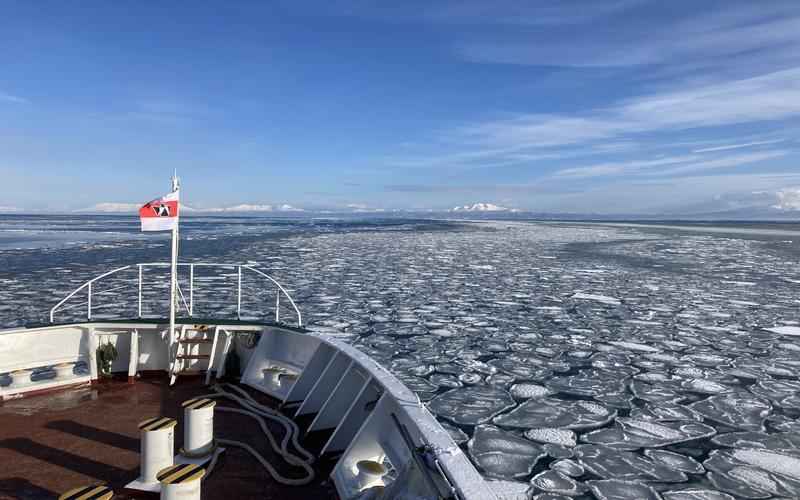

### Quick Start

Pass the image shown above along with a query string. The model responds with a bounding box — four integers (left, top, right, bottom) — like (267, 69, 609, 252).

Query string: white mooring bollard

(138, 417, 177, 484)
(181, 397, 216, 457)
(356, 459, 387, 491)
(158, 463, 205, 500)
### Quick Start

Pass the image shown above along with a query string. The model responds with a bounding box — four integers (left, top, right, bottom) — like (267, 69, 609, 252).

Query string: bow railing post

(237, 265, 242, 319)
(138, 264, 143, 318)
(189, 264, 194, 317)
(275, 292, 280, 323)
(87, 282, 92, 320)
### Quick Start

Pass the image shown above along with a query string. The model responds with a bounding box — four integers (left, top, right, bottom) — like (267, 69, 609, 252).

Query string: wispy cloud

(649, 150, 789, 177)
(391, 67, 800, 172)
(302, 0, 642, 27)
(0, 92, 28, 104)
(554, 151, 789, 179)
(554, 155, 700, 178)
(455, 68, 800, 150)
(455, 2, 800, 75)
(693, 139, 786, 153)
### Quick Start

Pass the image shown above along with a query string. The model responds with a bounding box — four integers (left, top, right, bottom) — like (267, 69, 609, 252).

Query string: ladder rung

(179, 339, 213, 344)
(176, 354, 210, 360)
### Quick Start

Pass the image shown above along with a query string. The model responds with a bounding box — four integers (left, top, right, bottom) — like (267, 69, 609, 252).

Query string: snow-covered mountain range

(450, 203, 515, 212)
(75, 203, 303, 213)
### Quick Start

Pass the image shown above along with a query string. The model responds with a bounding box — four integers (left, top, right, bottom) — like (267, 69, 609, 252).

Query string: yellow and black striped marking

(59, 484, 113, 500)
(182, 397, 216, 410)
(157, 463, 206, 484)
(138, 416, 177, 431)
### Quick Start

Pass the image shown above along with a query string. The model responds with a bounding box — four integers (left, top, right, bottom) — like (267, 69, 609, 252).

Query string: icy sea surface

(3, 215, 800, 499)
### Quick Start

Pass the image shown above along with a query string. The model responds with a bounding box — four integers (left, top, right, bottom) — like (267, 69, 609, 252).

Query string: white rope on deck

(198, 383, 315, 486)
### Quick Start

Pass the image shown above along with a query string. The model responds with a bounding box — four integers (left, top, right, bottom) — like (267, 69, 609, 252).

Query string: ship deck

(0, 375, 339, 499)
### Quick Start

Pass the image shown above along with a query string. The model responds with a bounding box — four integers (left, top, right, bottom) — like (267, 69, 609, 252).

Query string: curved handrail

(243, 266, 303, 327)
(49, 262, 302, 326)
(49, 265, 132, 323)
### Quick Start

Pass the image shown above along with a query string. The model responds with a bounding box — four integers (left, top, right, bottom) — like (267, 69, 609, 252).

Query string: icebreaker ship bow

(0, 176, 496, 500)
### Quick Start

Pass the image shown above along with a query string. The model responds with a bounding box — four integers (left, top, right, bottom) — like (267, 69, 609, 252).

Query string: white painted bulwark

(0, 320, 497, 499)
(54, 363, 75, 379)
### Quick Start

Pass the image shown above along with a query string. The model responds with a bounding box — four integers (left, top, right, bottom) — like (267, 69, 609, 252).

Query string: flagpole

(169, 173, 180, 357)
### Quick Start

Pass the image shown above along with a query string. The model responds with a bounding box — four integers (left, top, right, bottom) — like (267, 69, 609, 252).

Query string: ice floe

(582, 418, 716, 450)
(428, 386, 516, 425)
(575, 444, 688, 482)
(524, 428, 577, 447)
(764, 325, 800, 336)
(571, 292, 621, 306)
(587, 479, 663, 500)
(690, 392, 772, 432)
(530, 470, 586, 497)
(550, 459, 584, 478)
(662, 489, 734, 500)
(493, 397, 616, 430)
(468, 425, 547, 480)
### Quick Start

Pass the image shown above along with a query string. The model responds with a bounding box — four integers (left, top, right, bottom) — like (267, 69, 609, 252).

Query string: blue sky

(1, 0, 800, 213)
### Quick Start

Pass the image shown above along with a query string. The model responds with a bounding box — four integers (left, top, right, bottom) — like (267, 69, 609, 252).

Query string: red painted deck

(0, 376, 338, 499)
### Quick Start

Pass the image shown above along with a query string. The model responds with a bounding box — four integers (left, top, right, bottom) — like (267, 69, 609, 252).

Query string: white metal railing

(49, 262, 303, 326)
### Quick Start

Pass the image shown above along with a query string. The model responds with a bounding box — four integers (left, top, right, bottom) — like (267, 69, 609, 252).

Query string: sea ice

(550, 459, 584, 478)
(545, 369, 627, 397)
(493, 397, 616, 430)
(587, 479, 663, 500)
(509, 383, 552, 399)
(690, 392, 772, 432)
(530, 470, 585, 497)
(644, 449, 705, 474)
(582, 418, 716, 449)
(606, 341, 661, 353)
(428, 386, 516, 426)
(711, 431, 800, 450)
(764, 326, 800, 336)
(439, 420, 469, 445)
(681, 378, 731, 395)
(570, 292, 621, 306)
(575, 444, 688, 482)
(704, 449, 800, 498)
(730, 448, 800, 480)
(662, 489, 735, 500)
(629, 403, 703, 422)
(524, 428, 577, 447)
(543, 443, 574, 459)
(468, 425, 547, 479)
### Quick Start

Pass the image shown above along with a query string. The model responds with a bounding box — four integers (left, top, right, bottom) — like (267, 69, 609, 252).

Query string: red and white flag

(139, 190, 179, 232)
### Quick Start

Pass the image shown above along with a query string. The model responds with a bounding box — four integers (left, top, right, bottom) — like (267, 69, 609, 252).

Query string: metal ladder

(169, 325, 222, 385)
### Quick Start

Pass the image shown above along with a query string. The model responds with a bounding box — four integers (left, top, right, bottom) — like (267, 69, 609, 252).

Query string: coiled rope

(197, 383, 316, 485)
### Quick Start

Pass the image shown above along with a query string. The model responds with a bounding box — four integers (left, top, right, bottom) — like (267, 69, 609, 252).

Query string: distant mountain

(203, 204, 304, 213)
(450, 203, 515, 212)
(675, 187, 800, 219)
(76, 203, 144, 213)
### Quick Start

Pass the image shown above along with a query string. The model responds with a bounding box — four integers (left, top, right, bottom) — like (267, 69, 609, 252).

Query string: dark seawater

(3, 214, 800, 499)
